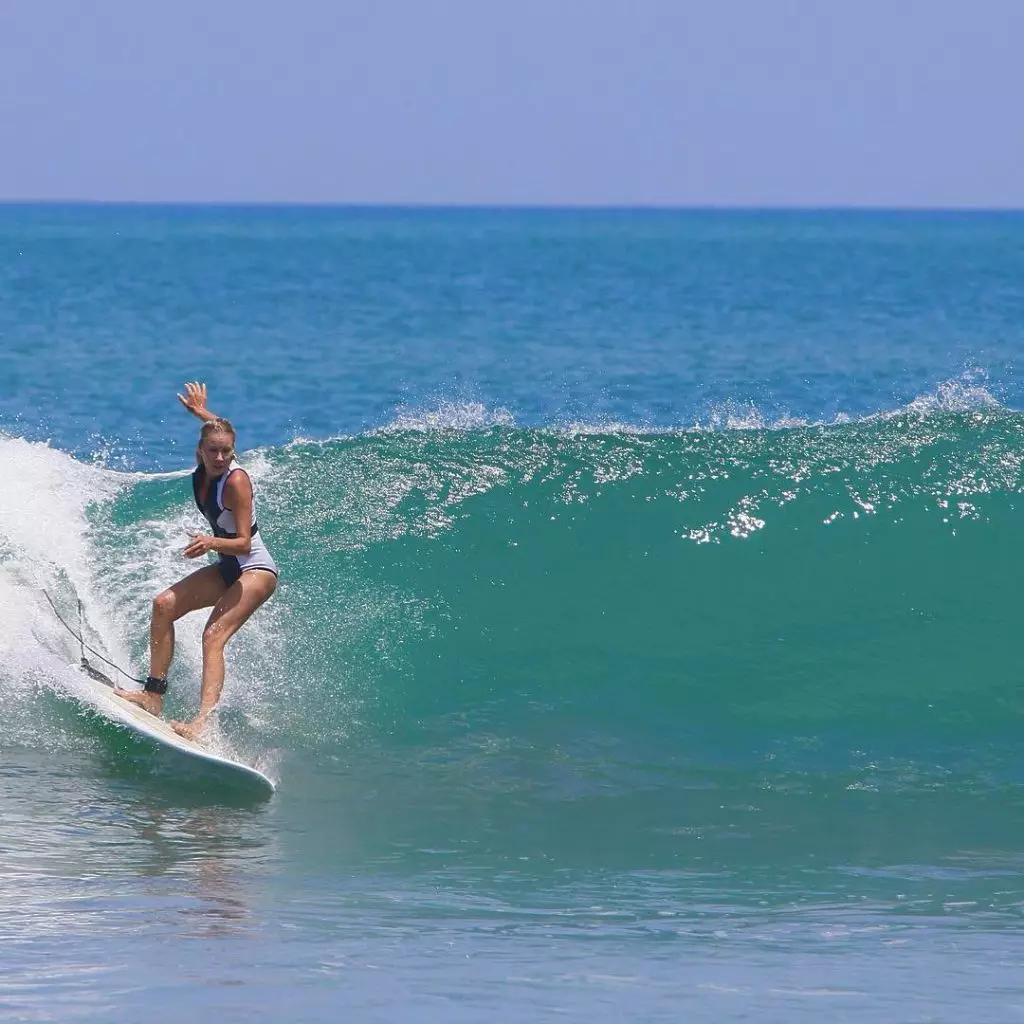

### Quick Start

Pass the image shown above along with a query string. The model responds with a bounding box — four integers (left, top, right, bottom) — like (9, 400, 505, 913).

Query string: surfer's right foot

(113, 687, 163, 717)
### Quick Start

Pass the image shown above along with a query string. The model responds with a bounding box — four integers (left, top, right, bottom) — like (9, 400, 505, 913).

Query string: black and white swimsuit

(192, 460, 278, 587)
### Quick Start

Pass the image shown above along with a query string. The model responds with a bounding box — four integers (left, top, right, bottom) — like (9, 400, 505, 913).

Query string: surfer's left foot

(114, 687, 162, 717)
(170, 716, 208, 742)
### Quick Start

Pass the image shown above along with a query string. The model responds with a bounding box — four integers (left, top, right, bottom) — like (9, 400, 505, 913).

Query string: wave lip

(359, 374, 1013, 442)
(381, 401, 516, 432)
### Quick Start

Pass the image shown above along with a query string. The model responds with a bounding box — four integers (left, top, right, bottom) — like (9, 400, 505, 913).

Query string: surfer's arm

(185, 533, 252, 558)
(176, 381, 220, 423)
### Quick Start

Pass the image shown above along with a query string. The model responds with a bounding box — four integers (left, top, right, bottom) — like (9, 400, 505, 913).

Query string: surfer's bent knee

(152, 590, 176, 619)
(202, 622, 229, 650)
(255, 569, 278, 597)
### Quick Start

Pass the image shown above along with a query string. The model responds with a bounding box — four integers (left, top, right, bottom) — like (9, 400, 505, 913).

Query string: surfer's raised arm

(176, 381, 220, 423)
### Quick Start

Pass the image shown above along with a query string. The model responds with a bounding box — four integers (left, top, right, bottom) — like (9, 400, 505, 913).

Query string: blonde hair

(196, 417, 237, 465)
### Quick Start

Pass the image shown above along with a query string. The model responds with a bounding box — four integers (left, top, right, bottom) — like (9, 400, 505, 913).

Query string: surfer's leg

(150, 565, 228, 679)
(171, 569, 277, 740)
(115, 566, 227, 716)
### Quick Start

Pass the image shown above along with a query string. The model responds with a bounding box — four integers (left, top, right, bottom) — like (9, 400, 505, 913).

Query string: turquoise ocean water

(3, 206, 1024, 1021)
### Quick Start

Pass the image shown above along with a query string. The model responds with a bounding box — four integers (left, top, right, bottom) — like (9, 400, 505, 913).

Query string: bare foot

(170, 716, 208, 742)
(114, 687, 163, 717)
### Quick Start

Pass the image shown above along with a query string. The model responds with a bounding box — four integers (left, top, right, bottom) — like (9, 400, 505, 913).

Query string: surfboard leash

(41, 590, 147, 686)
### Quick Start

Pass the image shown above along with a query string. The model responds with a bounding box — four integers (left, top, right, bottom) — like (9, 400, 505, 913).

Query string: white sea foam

(0, 436, 130, 742)
(382, 400, 516, 432)
(0, 435, 285, 757)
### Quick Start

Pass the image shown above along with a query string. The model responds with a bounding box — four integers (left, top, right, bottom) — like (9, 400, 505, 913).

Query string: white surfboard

(72, 660, 276, 795)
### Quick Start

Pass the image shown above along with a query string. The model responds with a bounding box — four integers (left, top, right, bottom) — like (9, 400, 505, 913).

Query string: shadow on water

(1, 798, 277, 945)
(109, 799, 271, 937)
(0, 685, 280, 939)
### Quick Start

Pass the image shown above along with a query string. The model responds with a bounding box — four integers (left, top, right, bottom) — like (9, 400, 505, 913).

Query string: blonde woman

(116, 382, 278, 740)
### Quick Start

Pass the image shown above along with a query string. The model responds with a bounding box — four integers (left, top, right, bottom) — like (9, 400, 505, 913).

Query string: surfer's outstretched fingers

(153, 565, 227, 623)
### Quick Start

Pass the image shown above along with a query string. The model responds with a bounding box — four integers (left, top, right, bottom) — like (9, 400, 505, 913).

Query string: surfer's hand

(176, 381, 216, 421)
(184, 532, 216, 558)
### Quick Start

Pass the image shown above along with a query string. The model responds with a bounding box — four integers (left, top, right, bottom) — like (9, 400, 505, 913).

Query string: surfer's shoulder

(223, 465, 253, 499)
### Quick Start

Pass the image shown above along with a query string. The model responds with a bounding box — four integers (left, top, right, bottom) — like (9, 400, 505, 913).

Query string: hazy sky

(2, 1, 1021, 206)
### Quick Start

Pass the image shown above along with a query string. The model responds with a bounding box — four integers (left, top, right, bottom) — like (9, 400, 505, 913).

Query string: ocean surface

(3, 205, 1024, 1022)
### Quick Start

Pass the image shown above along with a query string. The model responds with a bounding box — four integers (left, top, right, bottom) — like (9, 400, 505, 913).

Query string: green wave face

(146, 410, 1024, 755)
(9, 409, 1024, 782)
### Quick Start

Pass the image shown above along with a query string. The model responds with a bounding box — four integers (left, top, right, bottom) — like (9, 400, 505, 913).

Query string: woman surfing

(115, 382, 278, 741)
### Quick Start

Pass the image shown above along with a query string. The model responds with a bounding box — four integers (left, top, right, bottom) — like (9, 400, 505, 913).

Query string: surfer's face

(199, 432, 234, 475)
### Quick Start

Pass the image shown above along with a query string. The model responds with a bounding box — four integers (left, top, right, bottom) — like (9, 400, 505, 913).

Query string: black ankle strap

(143, 676, 168, 695)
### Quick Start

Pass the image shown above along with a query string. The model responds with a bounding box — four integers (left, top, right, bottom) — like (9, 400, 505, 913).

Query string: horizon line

(2, 199, 1024, 214)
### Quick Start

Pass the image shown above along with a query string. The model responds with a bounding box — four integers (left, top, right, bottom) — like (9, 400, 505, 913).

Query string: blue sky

(2, 1, 1021, 206)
